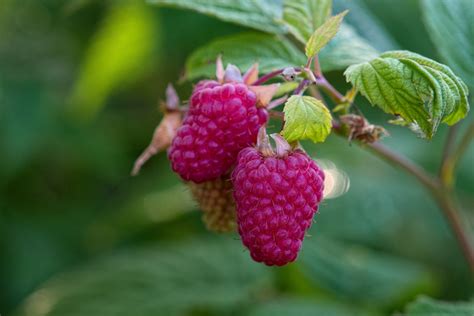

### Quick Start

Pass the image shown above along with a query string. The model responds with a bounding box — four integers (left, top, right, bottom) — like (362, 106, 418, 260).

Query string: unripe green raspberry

(188, 176, 236, 233)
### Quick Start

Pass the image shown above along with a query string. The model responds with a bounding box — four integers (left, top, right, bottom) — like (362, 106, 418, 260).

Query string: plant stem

(253, 69, 285, 85)
(440, 121, 474, 187)
(365, 142, 474, 270)
(294, 79, 311, 95)
(315, 76, 345, 104)
(440, 125, 459, 171)
(315, 72, 474, 271)
(365, 142, 439, 190)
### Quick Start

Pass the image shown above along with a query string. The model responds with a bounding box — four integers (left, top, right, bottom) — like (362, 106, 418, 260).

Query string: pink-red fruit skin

(168, 81, 268, 183)
(232, 148, 324, 266)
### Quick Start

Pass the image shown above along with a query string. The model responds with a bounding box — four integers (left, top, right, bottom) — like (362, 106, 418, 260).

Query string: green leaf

(319, 23, 379, 72)
(185, 33, 305, 80)
(333, 0, 397, 51)
(421, 0, 474, 90)
(70, 2, 158, 119)
(282, 95, 332, 143)
(405, 295, 474, 316)
(282, 0, 332, 44)
(381, 50, 469, 125)
(15, 238, 272, 316)
(299, 236, 436, 307)
(248, 298, 376, 316)
(147, 0, 285, 34)
(344, 50, 469, 138)
(305, 10, 348, 58)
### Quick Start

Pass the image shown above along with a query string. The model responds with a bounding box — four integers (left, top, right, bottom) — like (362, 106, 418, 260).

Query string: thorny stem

(313, 71, 474, 271)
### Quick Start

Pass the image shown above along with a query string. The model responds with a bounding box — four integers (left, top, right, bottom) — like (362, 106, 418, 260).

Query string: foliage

(282, 96, 332, 143)
(421, 0, 474, 90)
(1, 0, 473, 316)
(345, 51, 469, 138)
(405, 295, 474, 316)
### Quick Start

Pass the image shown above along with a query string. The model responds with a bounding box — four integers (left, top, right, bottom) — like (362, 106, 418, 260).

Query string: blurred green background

(0, 0, 473, 315)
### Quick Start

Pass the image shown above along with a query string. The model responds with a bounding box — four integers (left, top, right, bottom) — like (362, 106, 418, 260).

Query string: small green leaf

(185, 33, 305, 80)
(305, 10, 348, 58)
(282, 0, 332, 44)
(147, 0, 285, 34)
(344, 50, 469, 139)
(405, 295, 474, 316)
(421, 0, 474, 90)
(282, 95, 332, 143)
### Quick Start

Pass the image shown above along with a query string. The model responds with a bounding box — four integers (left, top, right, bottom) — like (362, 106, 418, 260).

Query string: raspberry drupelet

(232, 130, 324, 266)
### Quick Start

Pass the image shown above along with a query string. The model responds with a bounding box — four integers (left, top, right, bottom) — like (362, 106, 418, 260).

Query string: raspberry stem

(312, 71, 474, 272)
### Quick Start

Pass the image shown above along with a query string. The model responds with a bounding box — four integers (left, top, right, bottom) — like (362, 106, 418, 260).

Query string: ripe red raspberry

(231, 133, 324, 266)
(168, 81, 268, 183)
(188, 176, 236, 233)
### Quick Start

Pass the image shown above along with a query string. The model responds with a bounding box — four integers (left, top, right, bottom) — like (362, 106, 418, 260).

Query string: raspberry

(231, 133, 324, 266)
(188, 176, 236, 233)
(168, 81, 268, 183)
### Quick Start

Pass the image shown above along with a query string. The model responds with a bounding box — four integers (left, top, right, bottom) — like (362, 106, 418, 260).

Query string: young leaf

(405, 295, 474, 316)
(421, 0, 473, 90)
(185, 33, 305, 80)
(147, 0, 285, 34)
(282, 0, 332, 44)
(305, 10, 348, 58)
(344, 51, 469, 139)
(282, 95, 332, 143)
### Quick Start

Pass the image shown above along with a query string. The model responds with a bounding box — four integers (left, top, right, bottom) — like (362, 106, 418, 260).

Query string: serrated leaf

(248, 298, 375, 316)
(185, 33, 305, 80)
(421, 0, 474, 90)
(319, 23, 379, 72)
(147, 0, 285, 33)
(305, 10, 348, 58)
(405, 295, 474, 316)
(299, 236, 435, 307)
(15, 238, 271, 316)
(382, 51, 469, 125)
(282, 0, 332, 44)
(70, 2, 157, 119)
(282, 95, 332, 143)
(344, 50, 469, 139)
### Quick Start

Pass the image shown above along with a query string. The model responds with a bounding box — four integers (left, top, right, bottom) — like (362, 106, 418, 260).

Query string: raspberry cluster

(139, 63, 326, 266)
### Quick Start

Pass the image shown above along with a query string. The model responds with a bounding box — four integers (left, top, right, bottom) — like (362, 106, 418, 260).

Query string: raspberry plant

(134, 0, 473, 270)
